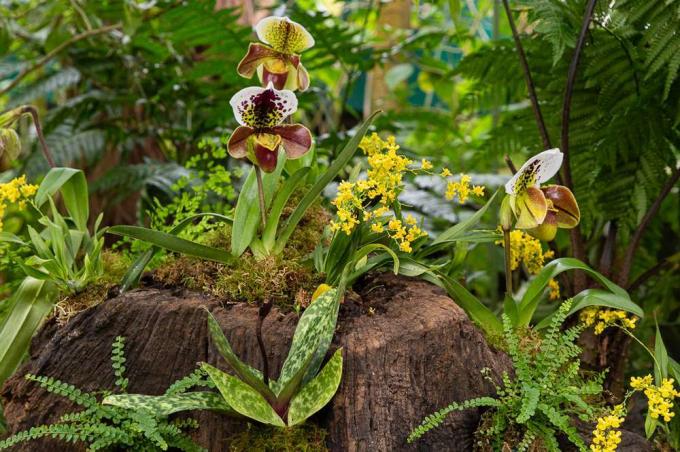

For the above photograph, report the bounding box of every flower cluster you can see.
[630,375,680,422]
[444,173,485,204]
[579,307,638,334]
[496,229,555,275]
[590,404,625,452]
[0,175,38,229]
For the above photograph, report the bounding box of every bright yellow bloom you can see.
[0,175,38,230]
[548,278,560,300]
[590,406,624,452]
[445,173,485,204]
[472,185,485,197]
[580,307,638,335]
[630,375,680,422]
[440,168,452,177]
[496,229,553,275]
[420,159,433,170]
[370,223,384,233]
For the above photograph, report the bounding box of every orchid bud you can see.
[500,195,513,231]
[0,128,21,171]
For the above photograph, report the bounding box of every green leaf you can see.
[432,272,503,335]
[107,226,234,265]
[202,363,285,427]
[0,232,26,246]
[654,326,669,383]
[119,213,232,293]
[231,155,285,257]
[274,111,381,255]
[432,190,499,245]
[276,287,339,394]
[352,244,399,275]
[517,258,640,328]
[205,311,275,401]
[35,168,89,231]
[517,385,539,423]
[288,348,343,426]
[262,167,310,252]
[0,277,58,385]
[103,391,236,416]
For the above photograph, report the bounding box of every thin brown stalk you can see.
[21,105,55,168]
[0,24,121,96]
[254,166,267,230]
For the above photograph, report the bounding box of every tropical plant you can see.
[104,286,344,428]
[409,299,604,450]
[0,337,205,451]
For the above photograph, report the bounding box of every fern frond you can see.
[111,336,128,392]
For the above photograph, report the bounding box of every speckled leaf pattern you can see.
[206,311,275,401]
[103,391,236,417]
[288,348,343,426]
[275,288,338,395]
[202,363,285,427]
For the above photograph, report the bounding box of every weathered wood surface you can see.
[1,274,649,451]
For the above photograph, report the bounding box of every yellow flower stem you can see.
[618,326,663,380]
[254,165,267,232]
[503,227,513,294]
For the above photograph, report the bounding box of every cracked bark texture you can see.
[2,274,645,451]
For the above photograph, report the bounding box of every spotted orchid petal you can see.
[255,16,315,55]
[229,83,298,129]
[272,124,312,158]
[512,186,548,229]
[504,148,563,195]
[237,43,285,79]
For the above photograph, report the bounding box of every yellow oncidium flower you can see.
[630,375,680,422]
[590,405,625,452]
[0,175,38,230]
[444,173,484,204]
[579,307,638,335]
[548,278,561,301]
[495,229,554,275]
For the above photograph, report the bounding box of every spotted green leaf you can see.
[275,287,338,395]
[103,391,236,417]
[202,363,285,427]
[206,311,275,401]
[288,348,343,426]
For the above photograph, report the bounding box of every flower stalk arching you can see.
[0,105,55,169]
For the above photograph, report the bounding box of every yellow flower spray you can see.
[0,175,38,230]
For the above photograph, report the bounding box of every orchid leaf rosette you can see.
[504,148,580,241]
[227,82,312,173]
[237,16,314,92]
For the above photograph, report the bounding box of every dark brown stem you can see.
[501,0,553,151]
[618,166,680,287]
[628,258,675,292]
[560,0,597,189]
[504,154,517,174]
[597,221,617,278]
[254,166,267,231]
[21,106,55,168]
[256,301,273,386]
[0,24,121,96]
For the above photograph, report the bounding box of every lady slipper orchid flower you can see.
[228,83,312,173]
[504,148,580,240]
[237,16,314,92]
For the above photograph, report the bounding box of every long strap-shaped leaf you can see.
[108,225,234,265]
[273,111,381,255]
[430,190,499,246]
[261,167,310,253]
[517,258,641,328]
[34,167,89,232]
[0,277,58,384]
[118,213,232,293]
[103,391,237,417]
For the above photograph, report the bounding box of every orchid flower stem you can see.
[503,227,513,295]
[256,301,272,386]
[619,326,662,380]
[254,165,267,231]
[21,106,55,168]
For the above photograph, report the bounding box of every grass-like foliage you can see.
[0,337,205,451]
[409,300,603,451]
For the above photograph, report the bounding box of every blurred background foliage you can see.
[0,0,678,368]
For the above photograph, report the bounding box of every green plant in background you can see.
[0,167,104,384]
[409,299,604,450]
[105,286,343,428]
[0,337,205,451]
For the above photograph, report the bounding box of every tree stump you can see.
[5,273,643,451]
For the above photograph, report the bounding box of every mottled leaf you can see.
[202,363,285,427]
[288,348,343,426]
[103,391,236,417]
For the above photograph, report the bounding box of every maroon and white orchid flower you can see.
[237,16,314,92]
[504,148,580,241]
[227,83,312,173]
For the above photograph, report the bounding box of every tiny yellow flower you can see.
[548,278,560,300]
[420,159,433,170]
[440,168,452,177]
[472,185,485,197]
[370,223,384,233]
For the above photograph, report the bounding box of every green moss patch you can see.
[227,424,328,452]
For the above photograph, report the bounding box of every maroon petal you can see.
[227,126,254,158]
[237,43,281,78]
[254,143,278,172]
[273,124,312,159]
[262,68,288,90]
